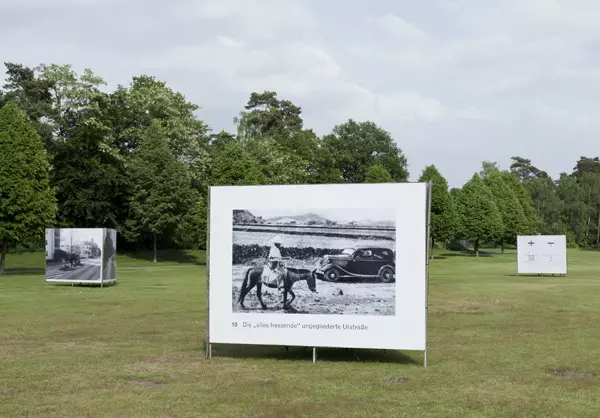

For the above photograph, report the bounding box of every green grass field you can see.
[1,249,599,417]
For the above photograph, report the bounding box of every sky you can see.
[2,0,599,188]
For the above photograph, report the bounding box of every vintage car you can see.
[314,247,395,283]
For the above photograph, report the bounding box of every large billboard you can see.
[517,235,567,275]
[207,183,430,352]
[45,228,117,285]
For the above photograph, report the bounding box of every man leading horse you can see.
[261,238,287,304]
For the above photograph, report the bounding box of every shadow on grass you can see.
[439,252,493,258]
[208,343,421,365]
[121,249,206,266]
[46,281,119,288]
[0,268,45,276]
[505,273,565,277]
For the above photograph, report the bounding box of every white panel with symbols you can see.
[517,235,567,275]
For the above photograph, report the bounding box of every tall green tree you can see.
[233,91,337,184]
[0,104,58,273]
[108,75,211,192]
[509,156,548,183]
[479,160,500,178]
[483,171,528,253]
[455,174,504,256]
[125,121,198,262]
[572,156,600,179]
[500,171,539,234]
[578,172,600,246]
[418,165,459,257]
[527,176,564,234]
[555,173,588,245]
[209,142,266,186]
[235,91,303,140]
[322,119,409,183]
[0,62,54,146]
[364,163,394,183]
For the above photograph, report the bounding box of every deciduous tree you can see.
[364,163,393,183]
[455,174,504,256]
[418,165,459,257]
[322,119,408,183]
[0,104,57,273]
[125,121,198,262]
[483,171,528,253]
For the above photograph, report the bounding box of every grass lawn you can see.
[1,249,599,417]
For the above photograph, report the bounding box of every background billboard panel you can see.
[45,228,117,284]
[517,235,567,275]
[207,183,429,351]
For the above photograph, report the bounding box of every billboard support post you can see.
[206,187,212,360]
[424,181,432,368]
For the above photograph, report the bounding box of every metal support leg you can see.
[313,347,317,364]
[424,350,427,368]
[206,343,212,360]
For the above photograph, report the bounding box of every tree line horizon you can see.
[1,61,599,271]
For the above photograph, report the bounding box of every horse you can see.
[237,266,317,311]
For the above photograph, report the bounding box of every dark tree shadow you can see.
[439,252,493,258]
[120,249,205,265]
[206,342,421,365]
[0,268,45,275]
[505,274,563,277]
[46,281,119,288]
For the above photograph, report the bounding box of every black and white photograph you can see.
[45,228,103,282]
[231,208,396,315]
[102,228,117,283]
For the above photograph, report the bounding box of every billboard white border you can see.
[205,181,432,365]
[516,234,567,276]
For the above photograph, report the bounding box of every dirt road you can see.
[231,265,395,316]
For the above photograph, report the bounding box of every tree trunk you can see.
[430,238,435,260]
[0,242,6,274]
[153,232,158,263]
[501,242,505,254]
[474,239,479,257]
[586,214,591,241]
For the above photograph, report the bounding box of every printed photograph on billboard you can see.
[232,208,396,316]
[45,228,103,283]
[102,228,117,283]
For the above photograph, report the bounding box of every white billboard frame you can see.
[516,234,567,276]
[45,227,117,287]
[205,182,432,365]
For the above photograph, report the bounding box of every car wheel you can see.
[325,267,340,282]
[379,266,394,283]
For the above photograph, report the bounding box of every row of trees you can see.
[419,156,600,257]
[0,62,408,270]
[0,61,598,271]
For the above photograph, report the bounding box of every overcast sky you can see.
[2,0,599,188]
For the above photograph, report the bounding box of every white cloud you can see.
[2,0,600,187]
[365,14,428,41]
